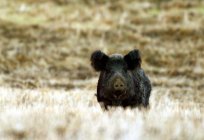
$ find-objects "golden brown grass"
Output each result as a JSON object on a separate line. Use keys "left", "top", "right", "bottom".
{"left": 0, "top": 0, "right": 204, "bottom": 139}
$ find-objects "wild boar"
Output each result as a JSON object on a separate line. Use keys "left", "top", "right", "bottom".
{"left": 91, "top": 49, "right": 152, "bottom": 110}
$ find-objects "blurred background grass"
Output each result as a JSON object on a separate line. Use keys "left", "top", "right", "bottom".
{"left": 0, "top": 0, "right": 204, "bottom": 102}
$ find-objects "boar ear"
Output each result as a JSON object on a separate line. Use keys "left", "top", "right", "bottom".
{"left": 90, "top": 50, "right": 109, "bottom": 71}
{"left": 124, "top": 49, "right": 141, "bottom": 70}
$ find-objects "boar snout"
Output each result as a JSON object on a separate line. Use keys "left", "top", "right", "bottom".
{"left": 111, "top": 73, "right": 127, "bottom": 98}
{"left": 113, "top": 78, "right": 125, "bottom": 91}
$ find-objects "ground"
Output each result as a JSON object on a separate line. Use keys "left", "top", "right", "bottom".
{"left": 0, "top": 0, "right": 204, "bottom": 139}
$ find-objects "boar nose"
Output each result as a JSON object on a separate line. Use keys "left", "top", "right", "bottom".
{"left": 113, "top": 78, "right": 126, "bottom": 91}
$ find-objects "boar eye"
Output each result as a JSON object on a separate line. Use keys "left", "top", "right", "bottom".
{"left": 106, "top": 69, "right": 113, "bottom": 74}
{"left": 123, "top": 67, "right": 128, "bottom": 72}
{"left": 106, "top": 69, "right": 111, "bottom": 73}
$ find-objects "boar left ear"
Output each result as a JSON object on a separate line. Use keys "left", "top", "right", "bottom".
{"left": 90, "top": 50, "right": 109, "bottom": 71}
{"left": 124, "top": 49, "right": 141, "bottom": 70}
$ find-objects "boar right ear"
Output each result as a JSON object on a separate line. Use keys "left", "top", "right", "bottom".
{"left": 90, "top": 50, "right": 109, "bottom": 71}
{"left": 124, "top": 49, "right": 141, "bottom": 70}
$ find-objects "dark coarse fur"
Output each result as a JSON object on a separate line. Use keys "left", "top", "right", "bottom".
{"left": 91, "top": 49, "right": 151, "bottom": 110}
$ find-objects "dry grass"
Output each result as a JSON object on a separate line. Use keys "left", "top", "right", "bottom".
{"left": 0, "top": 0, "right": 204, "bottom": 139}
{"left": 0, "top": 86, "right": 203, "bottom": 140}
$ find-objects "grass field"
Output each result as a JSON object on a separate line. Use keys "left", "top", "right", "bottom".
{"left": 0, "top": 0, "right": 204, "bottom": 139}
